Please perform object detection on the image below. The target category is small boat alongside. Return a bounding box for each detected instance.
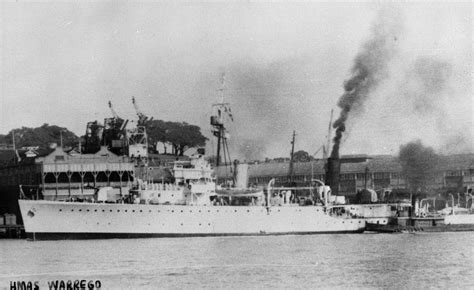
[366,190,474,233]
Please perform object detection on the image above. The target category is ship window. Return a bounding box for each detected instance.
[110,210,112,212]
[79,209,82,212]
[59,209,62,212]
[102,210,105,212]
[132,210,135,212]
[140,210,142,213]
[117,210,120,212]
[86,209,89,212]
[234,210,237,212]
[125,210,127,212]
[172,210,174,213]
[71,209,74,211]
[180,223,183,226]
[181,210,183,213]
[94,209,97,212]
[149,210,151,213]
[208,223,211,226]
[247,210,250,212]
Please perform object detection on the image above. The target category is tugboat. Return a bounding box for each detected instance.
[366,188,474,233]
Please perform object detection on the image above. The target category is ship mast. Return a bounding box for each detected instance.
[211,73,233,167]
[288,130,296,184]
[324,109,334,161]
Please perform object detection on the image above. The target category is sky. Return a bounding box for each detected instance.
[1,1,472,160]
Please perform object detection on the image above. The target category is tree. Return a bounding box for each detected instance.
[293,150,313,162]
[146,120,168,152]
[146,120,208,156]
[4,124,79,149]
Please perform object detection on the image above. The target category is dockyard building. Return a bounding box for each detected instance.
[0,146,135,219]
[215,154,474,197]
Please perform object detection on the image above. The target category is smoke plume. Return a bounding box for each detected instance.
[399,56,471,153]
[398,140,439,193]
[331,10,401,158]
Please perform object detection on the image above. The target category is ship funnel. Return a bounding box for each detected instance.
[326,157,340,196]
[234,161,249,188]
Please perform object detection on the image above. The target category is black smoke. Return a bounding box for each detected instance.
[331,11,400,158]
[398,140,439,193]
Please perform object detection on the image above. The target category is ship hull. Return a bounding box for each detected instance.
[19,200,365,240]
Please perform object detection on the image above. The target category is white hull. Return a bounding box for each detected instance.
[444,214,474,225]
[19,200,366,240]
[343,204,398,225]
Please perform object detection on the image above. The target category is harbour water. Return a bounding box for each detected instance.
[1,232,473,289]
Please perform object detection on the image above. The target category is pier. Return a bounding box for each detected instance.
[0,225,24,239]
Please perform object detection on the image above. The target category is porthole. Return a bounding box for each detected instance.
[94,209,97,212]
[79,209,82,212]
[86,209,89,212]
[132,210,135,212]
[149,210,151,213]
[117,210,120,212]
[181,210,183,213]
[140,210,142,213]
[59,209,62,212]
[102,210,105,212]
[71,209,74,212]
[125,210,128,212]
[109,210,112,212]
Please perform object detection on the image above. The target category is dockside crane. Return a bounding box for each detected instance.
[132,96,153,126]
[102,101,128,155]
[127,97,150,161]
